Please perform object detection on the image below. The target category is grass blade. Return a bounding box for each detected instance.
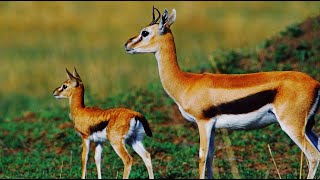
[267,144,281,179]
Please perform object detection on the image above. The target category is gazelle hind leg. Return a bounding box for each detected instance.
[277,120,320,179]
[307,157,320,179]
[131,141,154,179]
[304,132,320,179]
[306,128,320,179]
[110,139,133,179]
[306,129,320,152]
[94,143,103,179]
[306,114,320,152]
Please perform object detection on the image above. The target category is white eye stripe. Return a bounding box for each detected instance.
[130,36,143,46]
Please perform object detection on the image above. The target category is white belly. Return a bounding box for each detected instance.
[214,104,277,130]
[89,127,108,142]
[178,105,196,122]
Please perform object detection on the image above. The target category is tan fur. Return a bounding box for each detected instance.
[125,7,320,179]
[53,68,154,179]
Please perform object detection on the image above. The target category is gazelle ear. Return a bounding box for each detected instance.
[66,68,79,87]
[159,9,169,33]
[72,67,82,82]
[159,8,176,34]
[167,9,176,27]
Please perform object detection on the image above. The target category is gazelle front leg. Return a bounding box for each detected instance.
[94,142,103,179]
[206,126,216,179]
[81,138,90,179]
[197,119,215,179]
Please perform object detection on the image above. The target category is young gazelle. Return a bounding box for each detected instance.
[53,68,154,179]
[124,7,320,179]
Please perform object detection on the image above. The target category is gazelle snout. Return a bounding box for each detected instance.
[53,87,63,99]
[53,87,59,96]
[125,37,135,47]
[124,36,137,54]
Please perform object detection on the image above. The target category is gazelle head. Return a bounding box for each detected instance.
[53,67,83,99]
[124,6,176,54]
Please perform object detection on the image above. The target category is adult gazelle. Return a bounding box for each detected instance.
[125,7,320,179]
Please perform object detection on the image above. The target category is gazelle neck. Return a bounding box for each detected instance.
[155,33,187,102]
[69,87,85,114]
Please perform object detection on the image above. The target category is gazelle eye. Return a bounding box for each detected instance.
[141,31,149,37]
[62,85,68,89]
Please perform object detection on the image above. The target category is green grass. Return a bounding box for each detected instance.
[1,81,319,178]
[1,63,318,174]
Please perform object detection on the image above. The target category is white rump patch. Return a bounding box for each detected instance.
[124,118,145,145]
[124,118,137,140]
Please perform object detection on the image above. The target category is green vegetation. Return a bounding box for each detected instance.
[0,2,320,179]
[280,24,304,38]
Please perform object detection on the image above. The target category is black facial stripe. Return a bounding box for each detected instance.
[89,121,109,134]
[53,87,59,94]
[131,36,143,46]
[203,89,278,118]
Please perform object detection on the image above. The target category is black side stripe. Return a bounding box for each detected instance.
[89,121,109,134]
[203,89,277,118]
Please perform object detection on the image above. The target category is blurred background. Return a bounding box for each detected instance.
[1,1,319,101]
